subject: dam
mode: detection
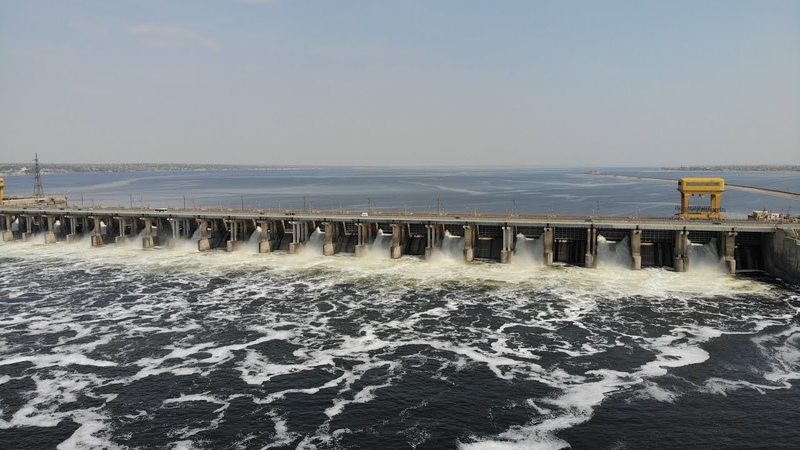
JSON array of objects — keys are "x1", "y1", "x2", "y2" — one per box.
[{"x1": 1, "y1": 204, "x2": 799, "y2": 283}]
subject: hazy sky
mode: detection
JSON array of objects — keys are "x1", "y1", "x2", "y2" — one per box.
[{"x1": 1, "y1": 1, "x2": 798, "y2": 166}]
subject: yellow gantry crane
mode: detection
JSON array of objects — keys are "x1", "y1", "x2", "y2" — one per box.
[
  {"x1": 677, "y1": 177, "x2": 725, "y2": 220},
  {"x1": 0, "y1": 178, "x2": 4, "y2": 205}
]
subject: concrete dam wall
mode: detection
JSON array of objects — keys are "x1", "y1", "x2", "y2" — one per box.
[{"x1": 1, "y1": 206, "x2": 799, "y2": 283}]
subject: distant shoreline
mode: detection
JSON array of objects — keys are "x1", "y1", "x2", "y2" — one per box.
[
  {"x1": 660, "y1": 165, "x2": 799, "y2": 173},
  {"x1": 587, "y1": 172, "x2": 800, "y2": 201},
  {"x1": 1, "y1": 163, "x2": 798, "y2": 177},
  {"x1": 0, "y1": 163, "x2": 316, "y2": 176}
]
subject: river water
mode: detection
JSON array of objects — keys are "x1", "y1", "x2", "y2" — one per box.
[{"x1": 1, "y1": 167, "x2": 798, "y2": 449}]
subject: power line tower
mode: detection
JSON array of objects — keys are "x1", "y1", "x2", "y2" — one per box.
[{"x1": 33, "y1": 153, "x2": 45, "y2": 198}]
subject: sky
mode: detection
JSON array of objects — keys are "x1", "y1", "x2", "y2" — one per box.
[{"x1": 1, "y1": 0, "x2": 798, "y2": 167}]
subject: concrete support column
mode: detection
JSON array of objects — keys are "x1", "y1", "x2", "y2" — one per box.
[
  {"x1": 501, "y1": 226, "x2": 514, "y2": 264},
  {"x1": 543, "y1": 227, "x2": 554, "y2": 266},
  {"x1": 227, "y1": 220, "x2": 240, "y2": 252},
  {"x1": 673, "y1": 230, "x2": 690, "y2": 272},
  {"x1": 45, "y1": 215, "x2": 57, "y2": 244},
  {"x1": 463, "y1": 225, "x2": 476, "y2": 262},
  {"x1": 723, "y1": 231, "x2": 737, "y2": 274},
  {"x1": 584, "y1": 227, "x2": 597, "y2": 268},
  {"x1": 66, "y1": 217, "x2": 80, "y2": 243},
  {"x1": 425, "y1": 224, "x2": 440, "y2": 260},
  {"x1": 391, "y1": 223, "x2": 404, "y2": 259},
  {"x1": 355, "y1": 223, "x2": 368, "y2": 257},
  {"x1": 142, "y1": 218, "x2": 154, "y2": 248},
  {"x1": 115, "y1": 218, "x2": 127, "y2": 244},
  {"x1": 258, "y1": 220, "x2": 272, "y2": 253},
  {"x1": 91, "y1": 217, "x2": 104, "y2": 247},
  {"x1": 323, "y1": 222, "x2": 337, "y2": 256},
  {"x1": 198, "y1": 219, "x2": 211, "y2": 251},
  {"x1": 3, "y1": 215, "x2": 15, "y2": 241},
  {"x1": 356, "y1": 223, "x2": 378, "y2": 257},
  {"x1": 631, "y1": 229, "x2": 642, "y2": 270},
  {"x1": 289, "y1": 221, "x2": 304, "y2": 254},
  {"x1": 424, "y1": 225, "x2": 431, "y2": 259},
  {"x1": 22, "y1": 216, "x2": 34, "y2": 242}
]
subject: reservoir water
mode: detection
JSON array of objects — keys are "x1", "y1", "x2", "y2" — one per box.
[{"x1": 1, "y1": 167, "x2": 798, "y2": 449}]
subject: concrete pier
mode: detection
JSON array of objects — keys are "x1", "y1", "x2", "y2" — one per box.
[
  {"x1": 258, "y1": 220, "x2": 272, "y2": 253},
  {"x1": 723, "y1": 231, "x2": 737, "y2": 274},
  {"x1": 323, "y1": 222, "x2": 338, "y2": 256},
  {"x1": 631, "y1": 229, "x2": 642, "y2": 270},
  {"x1": 391, "y1": 223, "x2": 404, "y2": 259},
  {"x1": 584, "y1": 227, "x2": 597, "y2": 268},
  {"x1": 673, "y1": 230, "x2": 690, "y2": 272},
  {"x1": 115, "y1": 218, "x2": 129, "y2": 244},
  {"x1": 21, "y1": 215, "x2": 34, "y2": 242},
  {"x1": 115, "y1": 218, "x2": 127, "y2": 244},
  {"x1": 355, "y1": 222, "x2": 376, "y2": 257},
  {"x1": 500, "y1": 226, "x2": 514, "y2": 264},
  {"x1": 91, "y1": 217, "x2": 104, "y2": 247},
  {"x1": 542, "y1": 227, "x2": 554, "y2": 266},
  {"x1": 463, "y1": 225, "x2": 476, "y2": 262},
  {"x1": 226, "y1": 219, "x2": 240, "y2": 252},
  {"x1": 425, "y1": 224, "x2": 442, "y2": 260},
  {"x1": 142, "y1": 218, "x2": 154, "y2": 249},
  {"x1": 289, "y1": 221, "x2": 307, "y2": 254},
  {"x1": 2, "y1": 215, "x2": 14, "y2": 241},
  {"x1": 198, "y1": 219, "x2": 211, "y2": 252},
  {"x1": 66, "y1": 216, "x2": 81, "y2": 243},
  {"x1": 44, "y1": 216, "x2": 57, "y2": 244}
]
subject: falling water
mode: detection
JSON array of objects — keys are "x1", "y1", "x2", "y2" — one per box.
[
  {"x1": 513, "y1": 233, "x2": 543, "y2": 266},
  {"x1": 301, "y1": 227, "x2": 325, "y2": 256},
  {"x1": 438, "y1": 231, "x2": 464, "y2": 260},
  {"x1": 366, "y1": 230, "x2": 391, "y2": 258},
  {"x1": 689, "y1": 238, "x2": 725, "y2": 270},
  {"x1": 597, "y1": 235, "x2": 632, "y2": 269}
]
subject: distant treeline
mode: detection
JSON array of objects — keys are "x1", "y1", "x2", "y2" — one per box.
[
  {"x1": 0, "y1": 163, "x2": 313, "y2": 176},
  {"x1": 662, "y1": 165, "x2": 799, "y2": 172}
]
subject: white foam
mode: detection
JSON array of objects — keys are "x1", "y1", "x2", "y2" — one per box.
[
  {"x1": 740, "y1": 324, "x2": 800, "y2": 388},
  {"x1": 0, "y1": 354, "x2": 116, "y2": 369},
  {"x1": 56, "y1": 410, "x2": 120, "y2": 450},
  {"x1": 634, "y1": 381, "x2": 679, "y2": 403},
  {"x1": 0, "y1": 236, "x2": 776, "y2": 301},
  {"x1": 262, "y1": 413, "x2": 298, "y2": 448},
  {"x1": 459, "y1": 324, "x2": 730, "y2": 449},
  {"x1": 638, "y1": 327, "x2": 720, "y2": 378},
  {"x1": 261, "y1": 373, "x2": 351, "y2": 403}
]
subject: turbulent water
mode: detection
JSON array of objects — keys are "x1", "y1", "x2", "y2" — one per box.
[{"x1": 1, "y1": 168, "x2": 799, "y2": 449}]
